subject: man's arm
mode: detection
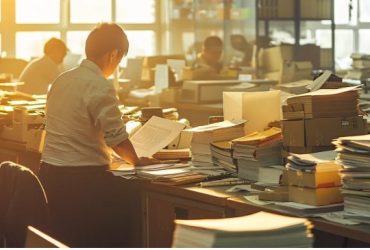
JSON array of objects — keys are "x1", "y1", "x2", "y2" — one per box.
[{"x1": 113, "y1": 138, "x2": 158, "y2": 166}]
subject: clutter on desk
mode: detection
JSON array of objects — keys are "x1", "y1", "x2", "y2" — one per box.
[
  {"x1": 345, "y1": 53, "x2": 370, "y2": 81},
  {"x1": 186, "y1": 120, "x2": 245, "y2": 168},
  {"x1": 0, "y1": 90, "x2": 46, "y2": 152},
  {"x1": 334, "y1": 134, "x2": 370, "y2": 224}
]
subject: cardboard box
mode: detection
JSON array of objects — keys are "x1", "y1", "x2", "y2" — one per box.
[
  {"x1": 289, "y1": 186, "x2": 343, "y2": 206},
  {"x1": 181, "y1": 80, "x2": 241, "y2": 103},
  {"x1": 263, "y1": 45, "x2": 294, "y2": 72},
  {"x1": 282, "y1": 116, "x2": 368, "y2": 147},
  {"x1": 287, "y1": 166, "x2": 341, "y2": 189}
]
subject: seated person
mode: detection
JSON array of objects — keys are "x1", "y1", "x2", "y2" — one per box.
[
  {"x1": 18, "y1": 38, "x2": 67, "y2": 95},
  {"x1": 192, "y1": 36, "x2": 234, "y2": 80}
]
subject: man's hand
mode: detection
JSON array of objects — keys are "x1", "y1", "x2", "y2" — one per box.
[{"x1": 135, "y1": 157, "x2": 160, "y2": 166}]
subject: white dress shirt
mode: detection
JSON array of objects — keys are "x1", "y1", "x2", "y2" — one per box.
[
  {"x1": 19, "y1": 55, "x2": 62, "y2": 94},
  {"x1": 42, "y1": 59, "x2": 129, "y2": 166}
]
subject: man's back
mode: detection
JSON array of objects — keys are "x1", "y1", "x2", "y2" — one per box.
[{"x1": 19, "y1": 56, "x2": 60, "y2": 95}]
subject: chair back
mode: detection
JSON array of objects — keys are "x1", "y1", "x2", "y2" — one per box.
[{"x1": 25, "y1": 226, "x2": 68, "y2": 248}]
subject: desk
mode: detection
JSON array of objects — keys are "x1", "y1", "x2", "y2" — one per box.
[{"x1": 125, "y1": 179, "x2": 370, "y2": 248}]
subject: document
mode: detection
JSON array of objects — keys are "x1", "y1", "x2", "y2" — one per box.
[
  {"x1": 223, "y1": 91, "x2": 281, "y2": 134},
  {"x1": 130, "y1": 116, "x2": 186, "y2": 157}
]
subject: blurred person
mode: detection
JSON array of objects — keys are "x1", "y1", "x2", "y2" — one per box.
[{"x1": 19, "y1": 38, "x2": 67, "y2": 94}]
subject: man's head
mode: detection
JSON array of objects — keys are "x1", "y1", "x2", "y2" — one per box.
[
  {"x1": 44, "y1": 38, "x2": 68, "y2": 65},
  {"x1": 202, "y1": 36, "x2": 223, "y2": 66},
  {"x1": 85, "y1": 23, "x2": 129, "y2": 77}
]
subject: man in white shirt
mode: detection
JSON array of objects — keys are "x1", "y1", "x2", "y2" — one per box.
[
  {"x1": 18, "y1": 38, "x2": 67, "y2": 94},
  {"x1": 39, "y1": 23, "x2": 156, "y2": 247}
]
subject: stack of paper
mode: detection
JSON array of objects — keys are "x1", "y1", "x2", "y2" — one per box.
[
  {"x1": 345, "y1": 53, "x2": 370, "y2": 80},
  {"x1": 186, "y1": 120, "x2": 246, "y2": 167},
  {"x1": 210, "y1": 141, "x2": 236, "y2": 172},
  {"x1": 285, "y1": 151, "x2": 343, "y2": 206},
  {"x1": 172, "y1": 211, "x2": 313, "y2": 247},
  {"x1": 136, "y1": 163, "x2": 207, "y2": 185},
  {"x1": 232, "y1": 127, "x2": 283, "y2": 181},
  {"x1": 152, "y1": 148, "x2": 191, "y2": 161},
  {"x1": 334, "y1": 134, "x2": 370, "y2": 223},
  {"x1": 283, "y1": 86, "x2": 360, "y2": 119}
]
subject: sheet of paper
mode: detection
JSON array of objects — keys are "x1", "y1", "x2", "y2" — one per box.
[
  {"x1": 223, "y1": 91, "x2": 281, "y2": 134},
  {"x1": 226, "y1": 185, "x2": 253, "y2": 193},
  {"x1": 167, "y1": 59, "x2": 186, "y2": 81},
  {"x1": 130, "y1": 116, "x2": 185, "y2": 157},
  {"x1": 154, "y1": 64, "x2": 169, "y2": 93},
  {"x1": 318, "y1": 212, "x2": 360, "y2": 225}
]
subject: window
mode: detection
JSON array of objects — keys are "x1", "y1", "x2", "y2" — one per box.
[
  {"x1": 16, "y1": 32, "x2": 60, "y2": 60},
  {"x1": 16, "y1": 0, "x2": 60, "y2": 24},
  {"x1": 116, "y1": 0, "x2": 156, "y2": 24},
  {"x1": 70, "y1": 0, "x2": 111, "y2": 23},
  {"x1": 125, "y1": 31, "x2": 156, "y2": 57},
  {"x1": 359, "y1": 0, "x2": 370, "y2": 22},
  {"x1": 66, "y1": 31, "x2": 90, "y2": 55},
  {"x1": 359, "y1": 29, "x2": 370, "y2": 54}
]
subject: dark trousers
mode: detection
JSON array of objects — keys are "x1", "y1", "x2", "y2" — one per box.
[{"x1": 38, "y1": 162, "x2": 131, "y2": 247}]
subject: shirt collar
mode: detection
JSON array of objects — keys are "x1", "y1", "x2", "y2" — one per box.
[{"x1": 80, "y1": 59, "x2": 104, "y2": 77}]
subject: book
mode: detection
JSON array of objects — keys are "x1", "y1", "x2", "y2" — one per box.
[{"x1": 152, "y1": 148, "x2": 191, "y2": 160}]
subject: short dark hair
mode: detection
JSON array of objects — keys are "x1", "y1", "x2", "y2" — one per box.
[
  {"x1": 44, "y1": 38, "x2": 67, "y2": 55},
  {"x1": 85, "y1": 23, "x2": 129, "y2": 60},
  {"x1": 203, "y1": 36, "x2": 223, "y2": 51}
]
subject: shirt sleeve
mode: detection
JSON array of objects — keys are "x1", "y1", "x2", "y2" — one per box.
[{"x1": 86, "y1": 83, "x2": 128, "y2": 148}]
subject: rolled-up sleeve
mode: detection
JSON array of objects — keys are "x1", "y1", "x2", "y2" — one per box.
[{"x1": 87, "y1": 83, "x2": 128, "y2": 147}]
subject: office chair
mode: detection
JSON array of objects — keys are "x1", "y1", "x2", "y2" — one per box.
[
  {"x1": 25, "y1": 226, "x2": 68, "y2": 248},
  {"x1": 0, "y1": 161, "x2": 48, "y2": 247},
  {"x1": 0, "y1": 58, "x2": 28, "y2": 79}
]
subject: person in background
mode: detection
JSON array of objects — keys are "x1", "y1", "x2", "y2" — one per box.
[
  {"x1": 38, "y1": 23, "x2": 157, "y2": 247},
  {"x1": 196, "y1": 36, "x2": 224, "y2": 72},
  {"x1": 18, "y1": 38, "x2": 67, "y2": 95}
]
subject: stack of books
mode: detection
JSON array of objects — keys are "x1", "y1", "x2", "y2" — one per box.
[
  {"x1": 282, "y1": 86, "x2": 367, "y2": 154},
  {"x1": 186, "y1": 120, "x2": 245, "y2": 168},
  {"x1": 334, "y1": 134, "x2": 370, "y2": 223},
  {"x1": 285, "y1": 151, "x2": 343, "y2": 206},
  {"x1": 345, "y1": 53, "x2": 370, "y2": 81},
  {"x1": 172, "y1": 211, "x2": 313, "y2": 247},
  {"x1": 210, "y1": 141, "x2": 236, "y2": 173},
  {"x1": 232, "y1": 127, "x2": 283, "y2": 181}
]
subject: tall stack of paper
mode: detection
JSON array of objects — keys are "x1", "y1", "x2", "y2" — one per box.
[
  {"x1": 210, "y1": 141, "x2": 236, "y2": 172},
  {"x1": 345, "y1": 53, "x2": 370, "y2": 81},
  {"x1": 172, "y1": 211, "x2": 313, "y2": 248},
  {"x1": 286, "y1": 151, "x2": 343, "y2": 206},
  {"x1": 334, "y1": 134, "x2": 370, "y2": 223},
  {"x1": 186, "y1": 120, "x2": 245, "y2": 167},
  {"x1": 232, "y1": 127, "x2": 283, "y2": 181},
  {"x1": 282, "y1": 86, "x2": 367, "y2": 154}
]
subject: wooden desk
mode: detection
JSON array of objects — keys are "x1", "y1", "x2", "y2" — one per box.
[{"x1": 126, "y1": 179, "x2": 370, "y2": 248}]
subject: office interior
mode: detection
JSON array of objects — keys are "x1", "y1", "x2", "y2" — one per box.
[{"x1": 1, "y1": 0, "x2": 370, "y2": 248}]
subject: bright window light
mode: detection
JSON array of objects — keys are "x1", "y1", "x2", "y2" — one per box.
[
  {"x1": 16, "y1": 0, "x2": 60, "y2": 23},
  {"x1": 116, "y1": 0, "x2": 156, "y2": 23},
  {"x1": 70, "y1": 0, "x2": 111, "y2": 23},
  {"x1": 16, "y1": 32, "x2": 61, "y2": 60}
]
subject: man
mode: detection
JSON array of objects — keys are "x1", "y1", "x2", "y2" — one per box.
[
  {"x1": 38, "y1": 23, "x2": 156, "y2": 247},
  {"x1": 193, "y1": 36, "x2": 224, "y2": 80},
  {"x1": 19, "y1": 38, "x2": 67, "y2": 94}
]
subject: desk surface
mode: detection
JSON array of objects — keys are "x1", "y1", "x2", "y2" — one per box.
[{"x1": 135, "y1": 179, "x2": 370, "y2": 245}]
